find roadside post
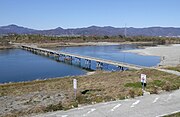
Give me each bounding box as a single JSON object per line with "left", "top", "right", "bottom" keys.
{"left": 141, "top": 74, "right": 146, "bottom": 91}
{"left": 73, "top": 79, "right": 77, "bottom": 100}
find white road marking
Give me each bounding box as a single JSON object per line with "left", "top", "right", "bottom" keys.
{"left": 77, "top": 107, "right": 84, "bottom": 110}
{"left": 47, "top": 113, "right": 56, "bottom": 116}
{"left": 55, "top": 115, "right": 68, "bottom": 117}
{"left": 83, "top": 108, "right": 96, "bottom": 116}
{"left": 61, "top": 115, "right": 68, "bottom": 117}
{"left": 124, "top": 99, "right": 130, "bottom": 101}
{"left": 110, "top": 104, "right": 122, "bottom": 112}
{"left": 153, "top": 97, "right": 159, "bottom": 103}
{"left": 165, "top": 94, "right": 173, "bottom": 102}
{"left": 131, "top": 100, "right": 140, "bottom": 108}
{"left": 156, "top": 110, "right": 180, "bottom": 117}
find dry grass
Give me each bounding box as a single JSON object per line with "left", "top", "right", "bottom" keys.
{"left": 165, "top": 65, "right": 180, "bottom": 72}
{"left": 0, "top": 69, "right": 180, "bottom": 117}
{"left": 163, "top": 112, "right": 180, "bottom": 117}
{"left": 1, "top": 69, "right": 180, "bottom": 97}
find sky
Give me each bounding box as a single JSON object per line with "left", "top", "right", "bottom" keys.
{"left": 0, "top": 0, "right": 180, "bottom": 29}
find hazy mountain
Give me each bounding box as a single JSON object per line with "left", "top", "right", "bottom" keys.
{"left": 0, "top": 24, "right": 36, "bottom": 35}
{"left": 1, "top": 24, "right": 180, "bottom": 37}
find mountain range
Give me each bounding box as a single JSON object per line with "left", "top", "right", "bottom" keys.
{"left": 0, "top": 24, "right": 180, "bottom": 37}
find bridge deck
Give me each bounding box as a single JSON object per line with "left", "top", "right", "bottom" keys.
{"left": 21, "top": 45, "right": 147, "bottom": 70}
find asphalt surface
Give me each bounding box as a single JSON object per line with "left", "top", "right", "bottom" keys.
{"left": 34, "top": 89, "right": 180, "bottom": 117}
{"left": 157, "top": 68, "right": 180, "bottom": 76}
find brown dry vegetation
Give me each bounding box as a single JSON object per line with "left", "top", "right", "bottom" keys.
{"left": 0, "top": 69, "right": 180, "bottom": 117}
{"left": 165, "top": 65, "right": 180, "bottom": 72}
{"left": 163, "top": 112, "right": 180, "bottom": 117}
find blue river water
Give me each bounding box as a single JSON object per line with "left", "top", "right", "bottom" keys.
{"left": 0, "top": 44, "right": 160, "bottom": 83}
{"left": 60, "top": 44, "right": 160, "bottom": 67}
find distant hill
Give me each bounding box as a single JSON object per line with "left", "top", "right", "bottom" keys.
{"left": 1, "top": 24, "right": 180, "bottom": 37}
{"left": 0, "top": 24, "right": 36, "bottom": 35}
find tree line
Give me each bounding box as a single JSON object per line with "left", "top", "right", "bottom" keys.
{"left": 0, "top": 34, "right": 180, "bottom": 44}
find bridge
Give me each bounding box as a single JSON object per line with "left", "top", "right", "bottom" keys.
{"left": 20, "top": 44, "right": 147, "bottom": 70}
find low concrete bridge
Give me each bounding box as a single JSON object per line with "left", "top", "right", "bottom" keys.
{"left": 20, "top": 45, "right": 147, "bottom": 70}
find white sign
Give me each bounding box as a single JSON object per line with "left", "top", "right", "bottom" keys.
{"left": 73, "top": 79, "right": 77, "bottom": 89}
{"left": 141, "top": 74, "right": 146, "bottom": 83}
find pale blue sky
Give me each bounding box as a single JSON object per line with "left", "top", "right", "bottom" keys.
{"left": 0, "top": 0, "right": 180, "bottom": 29}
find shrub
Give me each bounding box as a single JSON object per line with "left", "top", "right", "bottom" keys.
{"left": 117, "top": 94, "right": 126, "bottom": 100}
{"left": 45, "top": 102, "right": 63, "bottom": 112}
{"left": 152, "top": 80, "right": 165, "bottom": 87}
{"left": 128, "top": 89, "right": 135, "bottom": 98}
{"left": 149, "top": 86, "right": 159, "bottom": 94}
{"left": 124, "top": 82, "right": 142, "bottom": 88}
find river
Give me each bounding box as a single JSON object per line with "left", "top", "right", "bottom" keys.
{"left": 0, "top": 44, "right": 160, "bottom": 83}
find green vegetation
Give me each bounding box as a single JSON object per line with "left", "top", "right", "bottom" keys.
{"left": 125, "top": 82, "right": 142, "bottom": 88}
{"left": 45, "top": 102, "right": 64, "bottom": 112}
{"left": 1, "top": 34, "right": 180, "bottom": 44}
{"left": 166, "top": 65, "right": 180, "bottom": 72}
{"left": 163, "top": 112, "right": 180, "bottom": 117}
{"left": 0, "top": 37, "right": 13, "bottom": 49}
{"left": 1, "top": 69, "right": 180, "bottom": 117}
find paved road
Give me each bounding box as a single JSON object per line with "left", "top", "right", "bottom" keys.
{"left": 34, "top": 89, "right": 180, "bottom": 117}
{"left": 157, "top": 68, "right": 180, "bottom": 76}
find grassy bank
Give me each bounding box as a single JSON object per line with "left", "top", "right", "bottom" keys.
{"left": 0, "top": 69, "right": 180, "bottom": 117}
{"left": 164, "top": 112, "right": 180, "bottom": 117}
{"left": 0, "top": 45, "right": 14, "bottom": 50}
{"left": 165, "top": 65, "right": 180, "bottom": 72}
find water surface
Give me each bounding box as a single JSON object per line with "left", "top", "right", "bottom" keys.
{"left": 59, "top": 44, "right": 160, "bottom": 67}
{"left": 0, "top": 44, "right": 160, "bottom": 83}
{"left": 0, "top": 49, "right": 86, "bottom": 83}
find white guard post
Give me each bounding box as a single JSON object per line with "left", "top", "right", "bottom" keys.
{"left": 73, "top": 79, "right": 77, "bottom": 99}
{"left": 141, "top": 74, "right": 146, "bottom": 91}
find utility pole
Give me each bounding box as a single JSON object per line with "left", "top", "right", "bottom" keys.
{"left": 124, "top": 24, "right": 127, "bottom": 37}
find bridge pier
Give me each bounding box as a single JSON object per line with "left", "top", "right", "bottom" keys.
{"left": 59, "top": 54, "right": 65, "bottom": 62}
{"left": 54, "top": 54, "right": 59, "bottom": 61}
{"left": 96, "top": 62, "right": 103, "bottom": 70}
{"left": 117, "top": 66, "right": 124, "bottom": 71}
{"left": 75, "top": 57, "right": 81, "bottom": 66}
{"left": 64, "top": 55, "right": 73, "bottom": 64}
{"left": 85, "top": 59, "right": 91, "bottom": 69}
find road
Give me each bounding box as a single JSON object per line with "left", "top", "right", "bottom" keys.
{"left": 157, "top": 68, "right": 180, "bottom": 76}
{"left": 33, "top": 89, "right": 180, "bottom": 117}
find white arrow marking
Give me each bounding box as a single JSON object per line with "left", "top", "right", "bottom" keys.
{"left": 153, "top": 97, "right": 159, "bottom": 103}
{"left": 111, "top": 104, "right": 121, "bottom": 111}
{"left": 131, "top": 100, "right": 140, "bottom": 108}
{"left": 83, "top": 108, "right": 96, "bottom": 116}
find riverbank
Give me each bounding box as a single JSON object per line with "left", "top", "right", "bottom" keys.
{"left": 36, "top": 41, "right": 153, "bottom": 48}
{"left": 0, "top": 45, "right": 14, "bottom": 50}
{"left": 1, "top": 69, "right": 180, "bottom": 117}
{"left": 124, "top": 44, "right": 180, "bottom": 66}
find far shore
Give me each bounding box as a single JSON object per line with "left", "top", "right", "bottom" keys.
{"left": 1, "top": 41, "right": 155, "bottom": 49}
{"left": 35, "top": 41, "right": 153, "bottom": 48}
{"left": 124, "top": 44, "right": 180, "bottom": 66}
{"left": 0, "top": 45, "right": 14, "bottom": 50}
{"left": 2, "top": 42, "right": 180, "bottom": 67}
